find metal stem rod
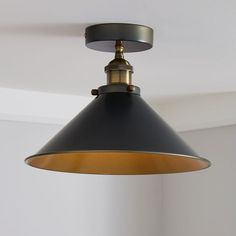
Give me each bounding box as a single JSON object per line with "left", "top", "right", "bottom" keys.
{"left": 115, "top": 40, "right": 124, "bottom": 59}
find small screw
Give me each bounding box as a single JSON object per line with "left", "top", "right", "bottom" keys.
{"left": 127, "top": 85, "right": 135, "bottom": 92}
{"left": 91, "top": 89, "right": 99, "bottom": 96}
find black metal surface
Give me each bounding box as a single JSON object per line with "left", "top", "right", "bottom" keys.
{"left": 85, "top": 23, "right": 153, "bottom": 52}
{"left": 97, "top": 84, "right": 140, "bottom": 95}
{"left": 27, "top": 92, "right": 206, "bottom": 159}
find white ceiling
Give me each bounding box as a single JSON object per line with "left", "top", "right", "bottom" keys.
{"left": 0, "top": 0, "right": 236, "bottom": 130}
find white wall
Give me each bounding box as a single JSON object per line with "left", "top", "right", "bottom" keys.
{"left": 163, "top": 125, "right": 236, "bottom": 236}
{"left": 0, "top": 120, "right": 162, "bottom": 236}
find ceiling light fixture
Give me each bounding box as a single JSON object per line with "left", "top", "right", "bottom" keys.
{"left": 25, "top": 23, "right": 211, "bottom": 174}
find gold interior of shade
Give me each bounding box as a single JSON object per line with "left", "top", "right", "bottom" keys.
{"left": 25, "top": 152, "right": 210, "bottom": 174}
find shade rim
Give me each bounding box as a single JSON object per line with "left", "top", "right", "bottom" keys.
{"left": 25, "top": 150, "right": 211, "bottom": 175}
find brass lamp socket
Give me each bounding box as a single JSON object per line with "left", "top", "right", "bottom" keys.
{"left": 106, "top": 70, "right": 132, "bottom": 85}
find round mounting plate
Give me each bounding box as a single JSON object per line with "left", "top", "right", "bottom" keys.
{"left": 85, "top": 23, "right": 153, "bottom": 53}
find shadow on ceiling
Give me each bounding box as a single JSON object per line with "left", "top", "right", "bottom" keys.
{"left": 0, "top": 23, "right": 96, "bottom": 37}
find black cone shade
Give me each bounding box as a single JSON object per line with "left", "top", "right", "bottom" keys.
{"left": 25, "top": 85, "right": 210, "bottom": 174}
